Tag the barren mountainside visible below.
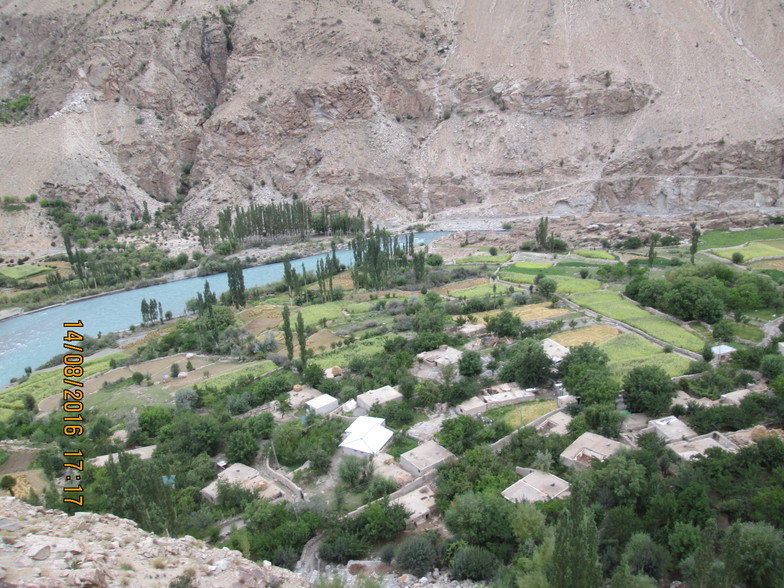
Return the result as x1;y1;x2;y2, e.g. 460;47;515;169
1;0;783;249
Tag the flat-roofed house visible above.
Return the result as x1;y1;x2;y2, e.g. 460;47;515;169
502;469;571;503
356;385;403;414
391;485;437;527
542;338;570;364
89;445;156;467
305;394;339;415
201;464;284;503
644;416;697;443
560;432;626;469
416;346;462;367
720;389;753;406
399;440;456;477
536;412;572;436
667;431;739;461
339;416;394;457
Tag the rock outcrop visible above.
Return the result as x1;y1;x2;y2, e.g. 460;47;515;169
0;497;305;587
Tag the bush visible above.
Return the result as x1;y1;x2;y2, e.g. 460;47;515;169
396;536;437;577
450;546;498;581
731;252;744;264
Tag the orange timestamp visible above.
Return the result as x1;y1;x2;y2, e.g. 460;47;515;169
62;321;85;507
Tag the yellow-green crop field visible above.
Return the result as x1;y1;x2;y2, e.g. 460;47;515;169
513;262;553;270
200;360;278;389
451;283;516;298
572;249;615;260
712;240;784;261
456;254;512;264
570;291;704;351
0;265;53;280
500;273;601;293
599;333;691;378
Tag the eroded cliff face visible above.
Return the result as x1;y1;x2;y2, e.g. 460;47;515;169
0;0;783;249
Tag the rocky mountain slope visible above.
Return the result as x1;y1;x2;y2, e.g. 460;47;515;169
0;0;783;250
0;497;306;587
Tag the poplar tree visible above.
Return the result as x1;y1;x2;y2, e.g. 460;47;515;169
226;259;246;308
690;222;701;265
296;311;307;369
282;305;294;362
647;232;660;268
552;495;602;588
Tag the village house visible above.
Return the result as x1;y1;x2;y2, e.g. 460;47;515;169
560;432;626;469
305;394;339;416
542;338;570;364
667;431;739;460
200;464;284;503
642;416;698;443
457;383;536;415
536;411;573;436
719;388;754;406
355;385;403;414
391;484;437;527
339;416;394;457
502;468;571;503
399;440;456;477
458;323;487;337
89;445;156;467
415;345;462;368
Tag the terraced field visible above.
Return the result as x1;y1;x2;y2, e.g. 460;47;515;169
500;272;601;293
572;249;615;260
570;291;704;352
712;240;784;261
550;324;620;347
699;227;784;250
599;333;691;378
455;254;512;264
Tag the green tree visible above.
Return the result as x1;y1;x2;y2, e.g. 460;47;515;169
621;532;670;580
712;319;735;342
552;496;602;588
458;350;483;378
226;258;246;308
537;277;557;299
510;501;547;546
536;217;549;251
296;311;307;369
437;415;483;455
444;492;516;548
563;364;621;405
558;342;609;377
690;222;701;265
610;563;657;588
282;305;294;362
583;404;624;438
485;309;521;338
623;366;675;416
395;535;437;577
226;429;258;464
647;233;660;268
721;521;784;588
450;546;498;581
500;339;552;387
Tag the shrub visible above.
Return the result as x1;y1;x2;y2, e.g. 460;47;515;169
396;536;436;577
731;252;744;264
450;546;498;581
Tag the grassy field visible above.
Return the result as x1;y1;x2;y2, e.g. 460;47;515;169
296;301;370;327
456;254;512;264
500;272;601;293
599;333;691;378
699;227;784;250
0;353;130;417
0;265;53;280
551;325;620;347
311;334;394;369
450;283;517;298
570;291;704;351
200;360;277;389
572;249;615;260
435;278;490;295
732;322;764;343
712;240;784;261
86;381;174;419
485;399;559;429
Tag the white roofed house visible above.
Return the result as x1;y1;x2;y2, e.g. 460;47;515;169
416;346;462;368
560;432;626;469
542;338;570;364
502;469;571;504
339;416;394;458
305;394;339;416
398;440;456;477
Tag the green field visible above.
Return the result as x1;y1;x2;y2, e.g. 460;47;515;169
485;399;559;429
500;272;601;293
572;249;615;260
86;382;174;418
599;333;691;378
513;262;553;270
456;254;512;265
713;240;784;261
451;283;517;298
0;353;130;417
0;265;53;279
295;301;370;327
201;360;278;389
311;334;394;369
699;227;784;250
570;291;704;351
732;322;764;343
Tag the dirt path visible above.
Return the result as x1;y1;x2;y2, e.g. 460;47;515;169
762;316;784;346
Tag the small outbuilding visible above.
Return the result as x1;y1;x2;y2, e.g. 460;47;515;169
542;338;570;364
536;411;573;436
644;416;697;443
416;345;462;367
667;431;739;461
399;440;456;477
305;394;339;416
89;445;156;467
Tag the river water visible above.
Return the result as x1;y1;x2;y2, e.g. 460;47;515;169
0;232;450;384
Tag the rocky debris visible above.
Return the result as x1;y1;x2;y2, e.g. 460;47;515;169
0;497;306;588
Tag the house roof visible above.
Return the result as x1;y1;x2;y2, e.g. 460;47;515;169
340;416;394;455
667;431;739;460
561;432;625;466
542;338;570;362
356;385;403;407
201;464;283;502
89;445;156;467
711;344;737;356
502;470;571;503
305;394;339;411
648;416;697;441
400;440;455;471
